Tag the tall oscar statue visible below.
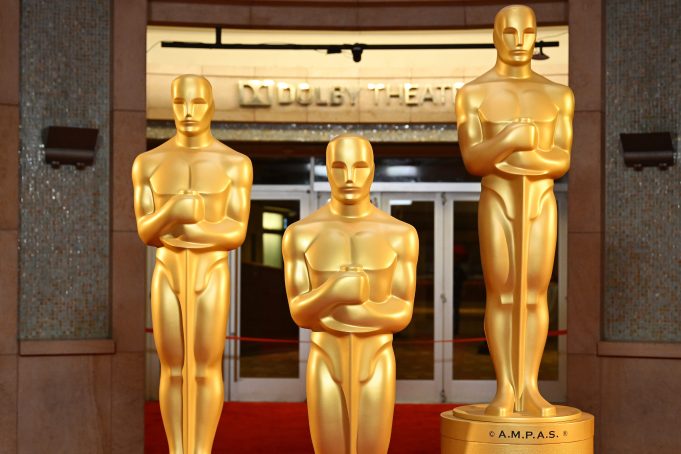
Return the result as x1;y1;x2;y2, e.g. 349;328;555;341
132;75;252;453
440;5;594;453
283;135;419;454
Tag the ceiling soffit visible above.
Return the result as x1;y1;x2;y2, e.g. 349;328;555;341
148;1;568;30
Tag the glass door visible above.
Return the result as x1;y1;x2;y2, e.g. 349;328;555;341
443;192;567;403
381;193;444;402
227;188;312;401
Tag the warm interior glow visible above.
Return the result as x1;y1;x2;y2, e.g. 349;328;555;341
262;211;284;231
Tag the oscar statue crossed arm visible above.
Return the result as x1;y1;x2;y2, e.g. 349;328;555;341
283;134;418;454
133;74;252;454
441;5;593;454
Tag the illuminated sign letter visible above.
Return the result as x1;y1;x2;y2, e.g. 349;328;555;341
238;80;274;106
277;82;295;105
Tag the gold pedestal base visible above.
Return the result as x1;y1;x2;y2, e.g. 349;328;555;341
441;405;594;454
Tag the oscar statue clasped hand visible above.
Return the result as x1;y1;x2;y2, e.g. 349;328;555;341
283;135;419;454
440;5;594;453
132;75;252;454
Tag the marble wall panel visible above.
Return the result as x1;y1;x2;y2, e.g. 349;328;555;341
600;357;681;453
19;0;111;339
604;0;681;342
0;231;18;355
0;105;19;231
111;352;144;454
17;355;112;453
0;0;20;106
0;355;18;454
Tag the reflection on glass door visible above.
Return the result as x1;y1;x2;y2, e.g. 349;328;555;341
229;191;310;401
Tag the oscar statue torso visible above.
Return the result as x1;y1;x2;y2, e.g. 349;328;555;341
148;147;233;249
305;218;398;333
467;74;571;307
479;80;560;223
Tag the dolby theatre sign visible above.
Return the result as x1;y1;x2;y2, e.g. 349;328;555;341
238;79;461;108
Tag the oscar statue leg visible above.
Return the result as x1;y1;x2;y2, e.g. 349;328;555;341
479;189;515;416
307;344;347;454
357;345;395;454
151;260;185;453
193;254;229;454
524;192;557;416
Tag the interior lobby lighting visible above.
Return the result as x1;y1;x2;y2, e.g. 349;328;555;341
389;200;413;206
385;165;418;178
262;212;284;230
161;27;559;63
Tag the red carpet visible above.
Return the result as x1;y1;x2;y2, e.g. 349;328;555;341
145;401;455;453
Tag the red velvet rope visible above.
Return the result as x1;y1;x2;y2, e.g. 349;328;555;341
143;327;567;344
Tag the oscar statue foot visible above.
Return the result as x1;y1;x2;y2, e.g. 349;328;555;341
523;386;557;417
484;382;515;417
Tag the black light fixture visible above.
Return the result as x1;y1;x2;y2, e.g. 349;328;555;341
620;132;676;171
351;44;364;63
44;126;98;169
160;27;560;64
532;41;550;60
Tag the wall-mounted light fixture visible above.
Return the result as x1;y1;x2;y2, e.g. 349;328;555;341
620;132;675;171
44;126;98;169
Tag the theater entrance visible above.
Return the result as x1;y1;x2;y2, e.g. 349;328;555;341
145;150;567;405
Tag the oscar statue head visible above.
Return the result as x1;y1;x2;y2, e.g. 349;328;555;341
326;134;375;205
171;74;215;137
493;5;537;67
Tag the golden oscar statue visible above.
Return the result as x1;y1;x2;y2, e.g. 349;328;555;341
440;5;593;453
282;135;418;454
132;75;252;454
